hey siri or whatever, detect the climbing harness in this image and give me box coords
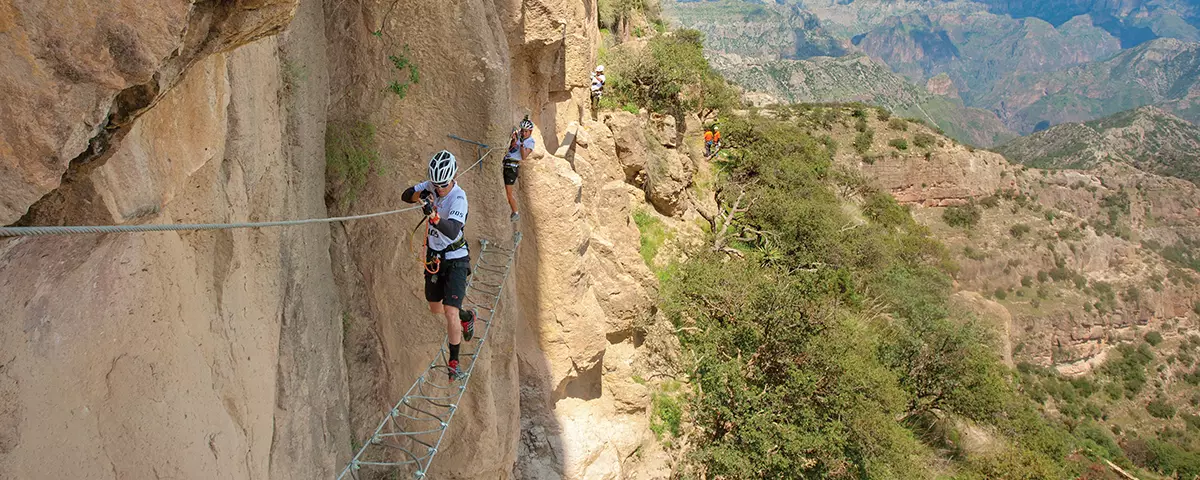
[338,232,522,480]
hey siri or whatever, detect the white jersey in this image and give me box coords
[415,181,469,259]
[505,135,535,165]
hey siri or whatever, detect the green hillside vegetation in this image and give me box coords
[661,113,1124,478]
[996,106,1200,185]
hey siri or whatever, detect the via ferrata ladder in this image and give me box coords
[338,232,521,479]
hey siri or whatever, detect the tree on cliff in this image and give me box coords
[603,29,739,121]
[599,0,661,41]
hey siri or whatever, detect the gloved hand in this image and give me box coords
[419,189,433,201]
[428,211,441,225]
[421,198,434,216]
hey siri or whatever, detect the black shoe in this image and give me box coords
[460,309,476,342]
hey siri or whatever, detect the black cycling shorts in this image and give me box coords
[503,164,520,186]
[425,255,471,309]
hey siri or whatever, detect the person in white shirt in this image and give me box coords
[504,117,535,222]
[402,150,475,380]
[590,65,606,101]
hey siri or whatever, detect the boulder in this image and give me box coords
[602,111,649,185]
[649,113,678,148]
[645,150,693,217]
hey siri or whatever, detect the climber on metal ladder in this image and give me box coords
[402,150,477,380]
[504,116,535,223]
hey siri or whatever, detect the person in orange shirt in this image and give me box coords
[704,129,714,156]
[712,126,721,152]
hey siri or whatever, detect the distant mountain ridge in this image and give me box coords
[979,38,1200,133]
[711,52,1019,146]
[996,105,1200,184]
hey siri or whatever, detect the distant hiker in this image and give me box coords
[704,128,714,156]
[590,65,606,105]
[712,126,721,152]
[504,117,535,222]
[403,150,476,381]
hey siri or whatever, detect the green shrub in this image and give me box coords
[854,129,874,154]
[632,209,667,267]
[877,108,892,121]
[819,134,838,154]
[1144,331,1164,346]
[994,288,1008,300]
[1124,437,1200,478]
[1022,275,1034,288]
[888,138,909,151]
[855,116,869,132]
[1075,422,1124,461]
[863,192,909,228]
[650,392,682,439]
[385,46,420,98]
[326,120,382,207]
[888,118,908,131]
[1037,270,1049,282]
[1184,413,1200,431]
[1146,398,1176,418]
[1009,224,1031,239]
[1102,343,1154,396]
[913,133,937,149]
[943,203,982,228]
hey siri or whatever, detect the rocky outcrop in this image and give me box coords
[602,111,694,216]
[926,73,960,99]
[831,117,1012,206]
[0,0,346,477]
[513,115,669,480]
[0,0,300,225]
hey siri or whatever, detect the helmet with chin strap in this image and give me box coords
[428,150,457,186]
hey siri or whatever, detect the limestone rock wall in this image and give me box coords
[0,0,299,225]
[1,0,679,478]
[0,0,348,477]
[327,0,677,476]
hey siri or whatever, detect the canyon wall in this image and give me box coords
[0,0,679,478]
[0,0,347,478]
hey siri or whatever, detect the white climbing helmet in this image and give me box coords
[428,150,457,186]
[595,65,605,72]
[520,118,534,130]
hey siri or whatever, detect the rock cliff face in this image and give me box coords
[2,0,673,479]
[0,0,299,225]
[0,0,347,478]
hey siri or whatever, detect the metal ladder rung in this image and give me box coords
[340,234,521,480]
[475,265,506,275]
[469,286,500,297]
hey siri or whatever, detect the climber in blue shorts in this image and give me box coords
[402,150,477,380]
